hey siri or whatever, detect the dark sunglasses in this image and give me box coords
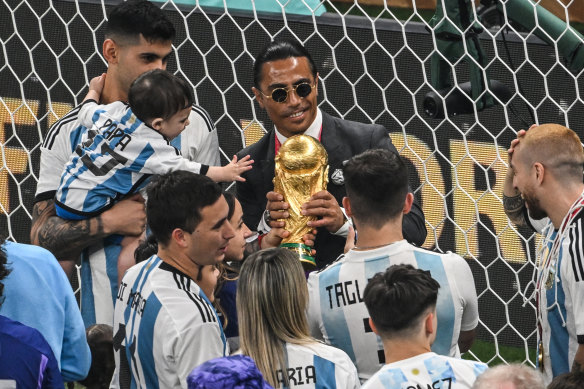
[260,82,316,103]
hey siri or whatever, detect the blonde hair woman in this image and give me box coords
[237,248,359,388]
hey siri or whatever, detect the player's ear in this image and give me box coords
[171,228,188,248]
[342,196,352,217]
[103,39,119,65]
[150,118,164,131]
[314,72,319,97]
[534,162,545,185]
[425,310,437,335]
[403,192,414,215]
[252,87,265,109]
[368,318,380,335]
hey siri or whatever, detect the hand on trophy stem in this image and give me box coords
[266,191,289,228]
[302,190,346,233]
[261,227,317,255]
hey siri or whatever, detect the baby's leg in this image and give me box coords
[118,233,145,285]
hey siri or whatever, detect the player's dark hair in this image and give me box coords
[105,0,175,44]
[146,171,223,246]
[78,324,115,389]
[253,39,318,87]
[364,264,440,337]
[343,149,409,229]
[224,191,236,221]
[129,69,193,124]
[134,235,159,263]
[0,236,11,305]
[548,372,584,389]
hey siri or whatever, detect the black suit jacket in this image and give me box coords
[236,111,427,268]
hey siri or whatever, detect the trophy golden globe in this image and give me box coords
[273,135,329,268]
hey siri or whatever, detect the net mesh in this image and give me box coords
[1,0,583,366]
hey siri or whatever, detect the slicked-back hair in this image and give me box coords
[343,149,409,229]
[146,171,223,246]
[129,69,193,124]
[364,264,440,337]
[253,39,318,87]
[105,0,175,44]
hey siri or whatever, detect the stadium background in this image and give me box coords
[1,0,583,366]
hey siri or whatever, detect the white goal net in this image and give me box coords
[1,0,583,366]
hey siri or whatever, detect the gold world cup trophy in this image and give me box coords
[273,135,329,268]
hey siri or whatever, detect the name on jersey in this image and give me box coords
[98,119,132,151]
[277,365,316,386]
[404,377,452,389]
[325,280,364,309]
[117,282,147,317]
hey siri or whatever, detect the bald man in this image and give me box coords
[503,124,584,384]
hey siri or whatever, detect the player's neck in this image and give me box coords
[157,248,201,281]
[100,73,128,104]
[546,182,584,229]
[382,337,432,364]
[352,218,403,250]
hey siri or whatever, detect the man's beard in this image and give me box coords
[523,191,547,220]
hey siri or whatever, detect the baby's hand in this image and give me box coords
[84,73,106,102]
[223,155,253,182]
[206,155,254,182]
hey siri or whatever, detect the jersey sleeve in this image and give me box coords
[450,253,479,332]
[58,255,91,382]
[307,273,325,341]
[77,99,100,128]
[180,106,221,166]
[140,135,205,175]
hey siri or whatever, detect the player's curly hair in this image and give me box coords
[0,236,12,305]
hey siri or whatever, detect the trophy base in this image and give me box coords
[280,242,316,269]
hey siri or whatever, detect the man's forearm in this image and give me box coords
[30,199,108,260]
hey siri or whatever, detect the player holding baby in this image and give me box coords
[55,70,252,284]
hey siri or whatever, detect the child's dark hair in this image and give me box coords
[78,324,114,389]
[128,69,193,124]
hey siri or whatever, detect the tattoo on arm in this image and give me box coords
[31,199,106,260]
[503,194,527,226]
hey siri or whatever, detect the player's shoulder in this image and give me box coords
[42,103,85,149]
[188,104,215,132]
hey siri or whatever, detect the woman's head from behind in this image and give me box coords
[237,248,310,387]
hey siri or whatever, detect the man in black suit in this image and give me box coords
[237,39,426,268]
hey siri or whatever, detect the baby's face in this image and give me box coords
[159,106,191,140]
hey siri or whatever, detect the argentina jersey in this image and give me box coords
[111,255,227,389]
[276,342,359,389]
[537,214,584,383]
[361,352,487,389]
[307,240,479,381]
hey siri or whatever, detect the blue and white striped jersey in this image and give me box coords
[307,240,479,382]
[111,255,228,389]
[55,100,207,217]
[36,99,219,327]
[530,213,584,384]
[361,352,487,389]
[275,342,359,389]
